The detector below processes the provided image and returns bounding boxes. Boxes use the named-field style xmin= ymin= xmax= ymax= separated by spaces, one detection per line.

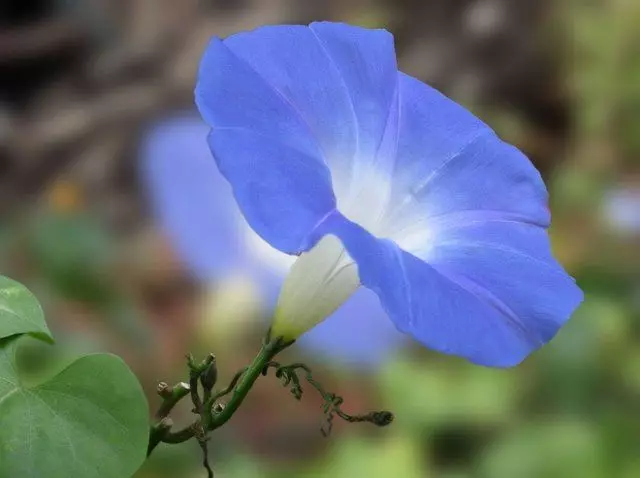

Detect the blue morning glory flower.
xmin=191 ymin=21 xmax=584 ymax=368
xmin=141 ymin=114 xmax=407 ymax=366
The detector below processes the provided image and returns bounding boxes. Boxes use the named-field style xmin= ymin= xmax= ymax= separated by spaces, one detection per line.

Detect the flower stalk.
xmin=147 ymin=332 xmax=394 ymax=476
xmin=147 ymin=335 xmax=291 ymax=457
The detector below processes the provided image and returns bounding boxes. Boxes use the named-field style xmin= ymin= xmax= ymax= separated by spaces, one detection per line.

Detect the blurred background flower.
xmin=1 ymin=1 xmax=638 ymax=477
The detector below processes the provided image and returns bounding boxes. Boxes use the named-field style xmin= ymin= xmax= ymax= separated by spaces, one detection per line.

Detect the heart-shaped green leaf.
xmin=0 ymin=276 xmax=52 ymax=344
xmin=0 ymin=345 xmax=149 ymax=478
xmin=0 ymin=276 xmax=149 ymax=477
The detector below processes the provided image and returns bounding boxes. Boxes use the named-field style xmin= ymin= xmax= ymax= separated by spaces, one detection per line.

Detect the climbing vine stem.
xmin=146 ymin=332 xmax=394 ymax=476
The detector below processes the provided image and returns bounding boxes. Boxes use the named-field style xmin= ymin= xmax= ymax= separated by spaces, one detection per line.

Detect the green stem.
xmin=207 ymin=367 xmax=247 ymax=405
xmin=147 ymin=418 xmax=172 ymax=456
xmin=147 ymin=381 xmax=191 ymax=456
xmin=208 ymin=337 xmax=290 ymax=430
xmin=160 ymin=424 xmax=198 ymax=444
xmin=156 ymin=382 xmax=191 ymax=419
xmin=147 ymin=336 xmax=292 ymax=457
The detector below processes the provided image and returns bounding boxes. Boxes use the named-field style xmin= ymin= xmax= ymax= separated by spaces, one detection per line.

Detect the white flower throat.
xmin=262 ymin=165 xmax=435 ymax=340
xmin=271 ymin=234 xmax=359 ymax=340
xmin=270 ymin=167 xmax=394 ymax=340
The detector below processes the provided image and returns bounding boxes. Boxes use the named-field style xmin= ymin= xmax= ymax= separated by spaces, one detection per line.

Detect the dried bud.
xmin=370 ymin=411 xmax=394 ymax=427
xmin=200 ymin=355 xmax=218 ymax=392
xmin=157 ymin=382 xmax=172 ymax=398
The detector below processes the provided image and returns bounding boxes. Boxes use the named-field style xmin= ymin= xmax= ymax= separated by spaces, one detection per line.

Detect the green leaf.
xmin=0 ymin=276 xmax=52 ymax=344
xmin=0 ymin=345 xmax=149 ymax=478
xmin=0 ymin=275 xmax=149 ymax=477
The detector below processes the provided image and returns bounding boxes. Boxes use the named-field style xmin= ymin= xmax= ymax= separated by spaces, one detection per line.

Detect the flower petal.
xmin=325 ymin=214 xmax=582 ymax=367
xmin=379 ymin=73 xmax=549 ymax=248
xmin=140 ymin=114 xmax=242 ymax=279
xmin=214 ymin=22 xmax=399 ymax=204
xmin=196 ymin=36 xmax=321 ymax=158
xmin=197 ymin=28 xmax=384 ymax=254
xmin=208 ymin=129 xmax=336 ymax=254
xmin=297 ymin=287 xmax=407 ymax=367
xmin=222 ymin=25 xmax=358 ymax=184
xmin=427 ymin=221 xmax=584 ymax=344
xmin=309 ymin=22 xmax=398 ymax=161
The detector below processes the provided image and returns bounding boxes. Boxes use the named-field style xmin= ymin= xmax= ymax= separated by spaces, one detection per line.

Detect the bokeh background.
xmin=1 ymin=1 xmax=639 ymax=477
